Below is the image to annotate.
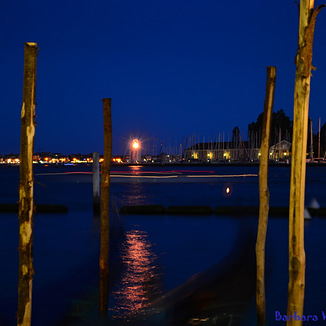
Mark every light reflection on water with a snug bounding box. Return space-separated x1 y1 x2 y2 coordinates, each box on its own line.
110 229 162 321
122 182 149 206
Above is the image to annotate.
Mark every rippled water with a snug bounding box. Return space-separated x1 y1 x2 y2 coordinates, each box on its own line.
109 229 162 321
1 164 326 325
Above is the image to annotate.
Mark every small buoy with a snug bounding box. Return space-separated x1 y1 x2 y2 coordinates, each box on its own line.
304 208 312 220
309 198 320 210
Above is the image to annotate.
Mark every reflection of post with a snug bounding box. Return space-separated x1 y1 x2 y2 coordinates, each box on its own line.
18 42 38 326
99 98 112 317
256 66 276 326
93 152 100 214
288 1 325 324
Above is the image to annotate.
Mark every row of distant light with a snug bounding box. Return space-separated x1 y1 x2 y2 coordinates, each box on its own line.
1 157 123 164
192 151 289 157
0 158 21 164
0 139 141 165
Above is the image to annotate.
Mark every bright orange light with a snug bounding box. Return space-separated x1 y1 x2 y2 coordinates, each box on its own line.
223 183 233 198
132 139 140 149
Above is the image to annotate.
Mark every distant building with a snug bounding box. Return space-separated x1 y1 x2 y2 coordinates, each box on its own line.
184 141 260 162
33 154 40 162
269 140 291 161
142 155 152 163
157 152 168 163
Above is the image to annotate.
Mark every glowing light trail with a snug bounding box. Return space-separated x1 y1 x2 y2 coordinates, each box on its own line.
184 174 258 178
35 172 258 179
111 175 179 179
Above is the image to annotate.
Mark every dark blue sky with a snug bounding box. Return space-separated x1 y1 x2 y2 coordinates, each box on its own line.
1 0 326 155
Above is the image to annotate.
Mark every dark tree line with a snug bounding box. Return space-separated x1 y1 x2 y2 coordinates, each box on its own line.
245 109 326 158
247 109 292 149
309 119 326 158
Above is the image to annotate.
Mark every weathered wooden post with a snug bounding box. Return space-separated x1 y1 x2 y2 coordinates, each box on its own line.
18 42 38 326
93 152 100 214
99 98 112 317
256 66 276 326
287 1 324 324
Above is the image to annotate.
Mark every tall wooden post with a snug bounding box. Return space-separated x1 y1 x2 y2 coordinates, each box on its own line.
287 1 324 324
18 42 38 326
99 98 112 316
93 152 100 214
256 66 276 326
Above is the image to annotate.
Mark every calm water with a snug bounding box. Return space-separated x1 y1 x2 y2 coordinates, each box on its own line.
1 164 326 325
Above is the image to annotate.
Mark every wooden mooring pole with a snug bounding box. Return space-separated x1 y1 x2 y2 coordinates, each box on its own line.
93 152 100 214
287 1 325 325
99 98 112 317
256 66 276 326
17 42 38 326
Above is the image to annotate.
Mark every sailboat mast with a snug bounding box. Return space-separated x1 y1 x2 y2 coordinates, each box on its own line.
310 119 313 160
278 127 281 160
318 117 321 159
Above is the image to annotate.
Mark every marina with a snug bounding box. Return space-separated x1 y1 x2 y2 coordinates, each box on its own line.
2 1 326 325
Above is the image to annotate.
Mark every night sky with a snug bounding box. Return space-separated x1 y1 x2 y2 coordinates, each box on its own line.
1 0 326 155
